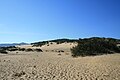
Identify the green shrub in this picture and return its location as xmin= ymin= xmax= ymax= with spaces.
xmin=34 ymin=49 xmax=43 ymax=52
xmin=8 ymin=48 xmax=18 ymax=51
xmin=58 ymin=50 xmax=64 ymax=53
xmin=18 ymin=48 xmax=25 ymax=51
xmin=71 ymin=37 xmax=120 ymax=57
xmin=25 ymin=48 xmax=33 ymax=52
xmin=0 ymin=49 xmax=8 ymax=54
xmin=50 ymin=42 xmax=53 ymax=44
xmin=0 ymin=46 xmax=18 ymax=51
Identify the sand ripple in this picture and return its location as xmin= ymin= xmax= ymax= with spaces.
xmin=0 ymin=52 xmax=120 ymax=80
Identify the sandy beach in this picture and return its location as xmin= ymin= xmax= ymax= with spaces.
xmin=0 ymin=43 xmax=120 ymax=80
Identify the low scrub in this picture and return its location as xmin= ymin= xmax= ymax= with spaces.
xmin=0 ymin=49 xmax=8 ymax=54
xmin=34 ymin=49 xmax=43 ymax=52
xmin=25 ymin=48 xmax=33 ymax=52
xmin=8 ymin=48 xmax=18 ymax=51
xmin=58 ymin=50 xmax=64 ymax=53
xmin=71 ymin=37 xmax=120 ymax=57
xmin=18 ymin=48 xmax=25 ymax=51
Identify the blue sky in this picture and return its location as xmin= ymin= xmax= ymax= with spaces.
xmin=0 ymin=0 xmax=120 ymax=43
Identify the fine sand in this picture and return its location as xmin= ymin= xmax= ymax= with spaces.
xmin=0 ymin=43 xmax=120 ymax=80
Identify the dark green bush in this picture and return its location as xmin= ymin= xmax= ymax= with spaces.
xmin=18 ymin=48 xmax=25 ymax=51
xmin=0 ymin=46 xmax=18 ymax=52
xmin=1 ymin=46 xmax=19 ymax=52
xmin=34 ymin=49 xmax=43 ymax=52
xmin=31 ymin=41 xmax=49 ymax=47
xmin=50 ymin=42 xmax=53 ymax=44
xmin=25 ymin=48 xmax=33 ymax=52
xmin=71 ymin=37 xmax=120 ymax=57
xmin=0 ymin=49 xmax=8 ymax=54
xmin=58 ymin=50 xmax=64 ymax=53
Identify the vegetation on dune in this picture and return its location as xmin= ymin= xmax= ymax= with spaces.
xmin=25 ymin=48 xmax=33 ymax=52
xmin=0 ymin=46 xmax=43 ymax=53
xmin=31 ymin=41 xmax=49 ymax=47
xmin=8 ymin=48 xmax=18 ymax=51
xmin=0 ymin=37 xmax=120 ymax=55
xmin=71 ymin=37 xmax=120 ymax=57
xmin=31 ymin=39 xmax=78 ymax=47
xmin=34 ymin=49 xmax=43 ymax=52
xmin=0 ymin=46 xmax=16 ymax=54
xmin=18 ymin=48 xmax=25 ymax=51
xmin=0 ymin=49 xmax=8 ymax=54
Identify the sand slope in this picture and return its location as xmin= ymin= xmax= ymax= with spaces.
xmin=17 ymin=42 xmax=77 ymax=52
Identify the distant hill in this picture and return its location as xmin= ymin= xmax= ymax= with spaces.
xmin=31 ymin=37 xmax=120 ymax=47
xmin=0 ymin=42 xmax=28 ymax=47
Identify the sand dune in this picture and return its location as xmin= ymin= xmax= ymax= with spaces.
xmin=0 ymin=43 xmax=120 ymax=80
xmin=18 ymin=42 xmax=77 ymax=52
